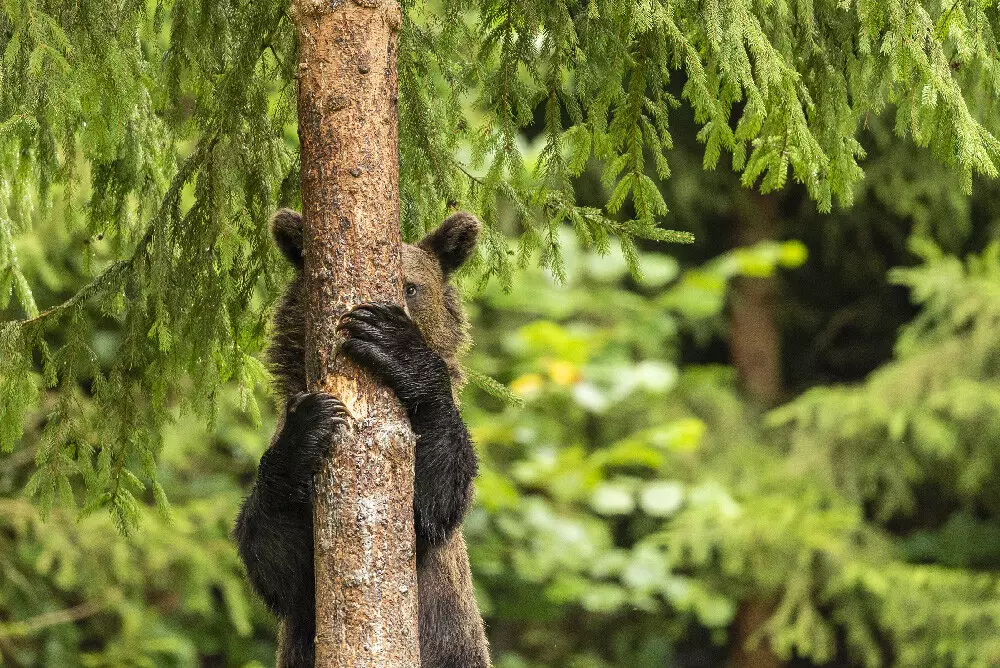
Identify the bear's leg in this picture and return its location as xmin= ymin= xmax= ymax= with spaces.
xmin=338 ymin=303 xmax=477 ymax=553
xmin=279 ymin=610 xmax=317 ymax=668
xmin=234 ymin=392 xmax=348 ymax=617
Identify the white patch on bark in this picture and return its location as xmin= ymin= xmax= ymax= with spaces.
xmin=356 ymin=494 xmax=386 ymax=655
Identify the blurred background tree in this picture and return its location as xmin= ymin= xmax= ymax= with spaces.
xmin=3 ymin=1 xmax=1000 ymax=667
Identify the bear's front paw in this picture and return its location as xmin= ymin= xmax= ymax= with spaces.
xmin=272 ymin=391 xmax=352 ymax=480
xmin=338 ymin=303 xmax=450 ymax=406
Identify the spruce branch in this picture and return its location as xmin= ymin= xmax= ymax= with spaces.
xmin=7 ymin=134 xmax=220 ymax=331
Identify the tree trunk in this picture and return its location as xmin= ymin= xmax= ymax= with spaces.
xmin=727 ymin=193 xmax=783 ymax=668
xmin=729 ymin=195 xmax=782 ymax=408
xmin=727 ymin=598 xmax=783 ymax=668
xmin=290 ymin=1 xmax=420 ymax=666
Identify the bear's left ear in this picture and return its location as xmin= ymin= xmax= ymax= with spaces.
xmin=418 ymin=212 xmax=481 ymax=276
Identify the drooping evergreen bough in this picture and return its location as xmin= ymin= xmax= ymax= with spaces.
xmin=233 ymin=209 xmax=490 ymax=667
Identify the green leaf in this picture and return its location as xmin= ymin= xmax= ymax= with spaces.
xmin=640 ymin=481 xmax=685 ymax=517
xmin=590 ymin=484 xmax=635 ymax=516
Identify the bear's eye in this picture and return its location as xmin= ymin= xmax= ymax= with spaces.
xmin=405 ymin=283 xmax=418 ymax=298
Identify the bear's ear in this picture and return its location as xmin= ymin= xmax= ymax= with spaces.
xmin=418 ymin=212 xmax=481 ymax=277
xmin=270 ymin=208 xmax=303 ymax=268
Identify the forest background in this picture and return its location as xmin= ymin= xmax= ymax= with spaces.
xmin=2 ymin=1 xmax=1000 ymax=667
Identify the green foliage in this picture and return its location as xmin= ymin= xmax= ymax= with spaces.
xmin=457 ymin=228 xmax=1000 ymax=668
xmin=0 ymin=390 xmax=276 ymax=667
xmin=9 ymin=207 xmax=1000 ymax=665
xmin=1 ymin=0 xmax=294 ymax=530
xmin=3 ymin=1 xmax=1000 ymax=666
xmin=771 ymin=239 xmax=1000 ymax=524
xmin=2 ymin=0 xmax=998 ymax=529
xmin=460 ymin=232 xmax=815 ymax=665
xmin=760 ymin=240 xmax=1000 ymax=666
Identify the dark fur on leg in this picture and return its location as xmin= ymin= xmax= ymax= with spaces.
xmin=279 ymin=610 xmax=317 ymax=668
xmin=338 ymin=303 xmax=477 ymax=554
xmin=233 ymin=392 xmax=347 ymax=628
xmin=410 ymin=402 xmax=477 ymax=554
xmin=418 ymin=533 xmax=490 ymax=667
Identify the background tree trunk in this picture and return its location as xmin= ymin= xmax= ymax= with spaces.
xmin=726 ymin=193 xmax=784 ymax=668
xmin=290 ymin=1 xmax=420 ymax=666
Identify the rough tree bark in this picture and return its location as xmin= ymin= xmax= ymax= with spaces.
xmin=726 ymin=194 xmax=783 ymax=668
xmin=289 ymin=1 xmax=420 ymax=666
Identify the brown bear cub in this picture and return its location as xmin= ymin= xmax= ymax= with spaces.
xmin=234 ymin=209 xmax=490 ymax=668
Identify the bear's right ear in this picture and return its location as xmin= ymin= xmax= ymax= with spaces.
xmin=418 ymin=212 xmax=481 ymax=277
xmin=270 ymin=208 xmax=303 ymax=268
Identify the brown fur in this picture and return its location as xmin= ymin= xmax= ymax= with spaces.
xmin=259 ymin=209 xmax=488 ymax=667
xmin=418 ymin=533 xmax=490 ymax=667
xmin=266 ymin=212 xmax=476 ymax=396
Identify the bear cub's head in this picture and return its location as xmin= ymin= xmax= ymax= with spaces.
xmin=268 ymin=209 xmax=480 ymax=397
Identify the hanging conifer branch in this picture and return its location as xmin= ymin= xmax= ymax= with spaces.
xmin=11 ymin=135 xmax=219 ymax=331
